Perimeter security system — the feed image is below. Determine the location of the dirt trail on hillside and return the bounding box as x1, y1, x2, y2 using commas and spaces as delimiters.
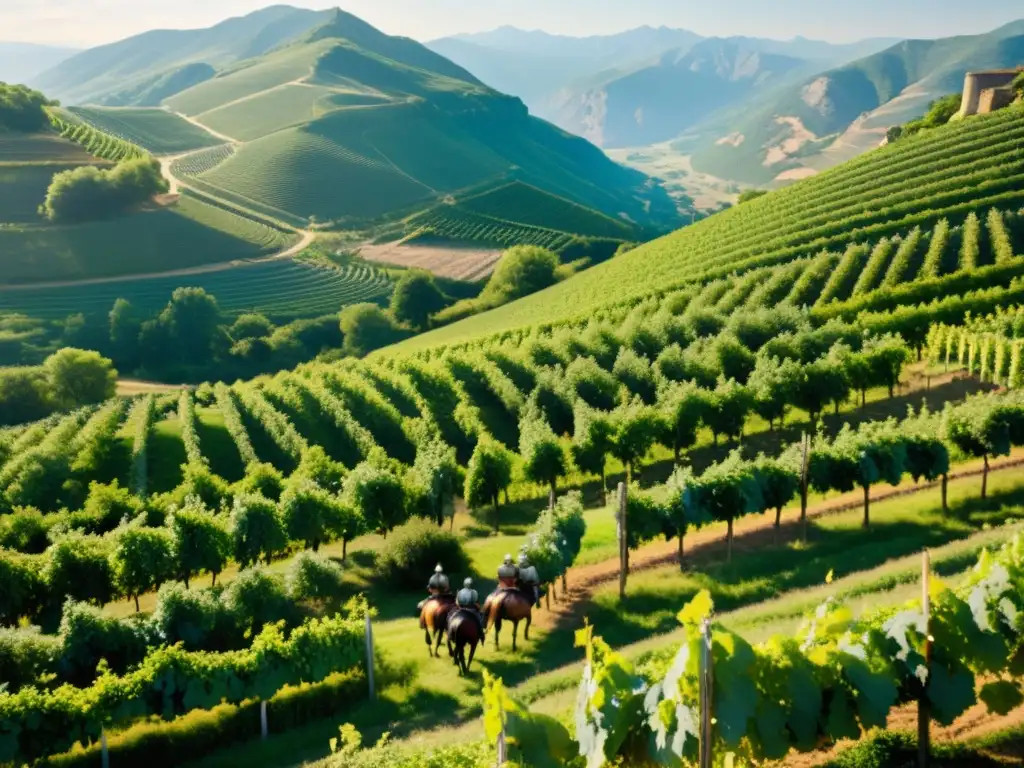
531, 450, 1024, 634
166, 109, 240, 145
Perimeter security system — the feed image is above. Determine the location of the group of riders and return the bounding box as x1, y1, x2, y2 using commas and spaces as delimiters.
422, 551, 542, 635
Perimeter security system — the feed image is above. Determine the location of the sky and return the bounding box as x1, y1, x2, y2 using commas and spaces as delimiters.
3, 0, 1023, 49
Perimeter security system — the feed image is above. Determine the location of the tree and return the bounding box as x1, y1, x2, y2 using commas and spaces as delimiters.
863, 334, 912, 398
704, 379, 753, 445
168, 501, 230, 588
612, 348, 658, 404
566, 357, 621, 411
45, 533, 117, 606
752, 455, 800, 538
0, 368, 50, 426
281, 479, 351, 553
609, 398, 663, 483
943, 397, 1021, 500
111, 525, 174, 611
710, 334, 756, 384
687, 452, 762, 561
221, 567, 291, 636
662, 466, 712, 565
530, 371, 575, 436
571, 401, 614, 492
155, 287, 222, 365
0, 83, 54, 132
229, 493, 287, 567
747, 356, 800, 430
230, 313, 274, 341
42, 348, 116, 409
390, 269, 448, 330
519, 411, 568, 500
661, 381, 706, 463
412, 437, 461, 527
233, 462, 285, 501
109, 298, 143, 365
480, 245, 560, 306
464, 438, 514, 533
794, 358, 847, 427
42, 158, 167, 223
340, 303, 407, 357
343, 461, 408, 538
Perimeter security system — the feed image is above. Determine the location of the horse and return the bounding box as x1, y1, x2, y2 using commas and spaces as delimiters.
445, 608, 483, 675
418, 593, 457, 658
483, 588, 533, 652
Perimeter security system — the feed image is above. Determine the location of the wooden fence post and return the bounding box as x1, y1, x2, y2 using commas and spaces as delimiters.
260, 700, 268, 740
496, 694, 508, 767
699, 617, 714, 768
100, 729, 109, 768
617, 482, 628, 599
800, 432, 810, 542
365, 612, 376, 701
918, 550, 931, 768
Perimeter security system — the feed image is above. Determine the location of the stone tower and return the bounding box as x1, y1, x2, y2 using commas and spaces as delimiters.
959, 68, 1023, 117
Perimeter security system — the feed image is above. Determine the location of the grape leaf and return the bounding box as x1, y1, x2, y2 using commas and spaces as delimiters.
715, 675, 757, 749
979, 680, 1023, 716
678, 590, 714, 627
753, 699, 789, 760
927, 661, 976, 725
824, 688, 859, 742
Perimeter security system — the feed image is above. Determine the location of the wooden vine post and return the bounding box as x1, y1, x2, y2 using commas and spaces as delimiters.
918, 549, 932, 768
496, 694, 508, 767
100, 729, 109, 768
260, 700, 268, 740
699, 616, 714, 768
800, 432, 810, 542
617, 481, 628, 599
365, 611, 376, 701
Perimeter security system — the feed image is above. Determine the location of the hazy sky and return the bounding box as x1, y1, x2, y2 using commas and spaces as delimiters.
3, 0, 1023, 48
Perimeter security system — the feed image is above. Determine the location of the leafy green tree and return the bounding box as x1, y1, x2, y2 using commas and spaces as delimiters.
286, 551, 345, 602
748, 356, 801, 430
81, 480, 145, 533
566, 357, 621, 410
0, 550, 44, 624
660, 380, 706, 463
943, 397, 1022, 499
390, 269, 448, 330
0, 368, 51, 426
833, 344, 873, 408
168, 502, 231, 588
464, 438, 514, 533
109, 298, 143, 366
343, 461, 408, 538
221, 567, 292, 636
751, 455, 800, 535
0, 83, 54, 132
0, 508, 49, 554
229, 493, 287, 567
233, 462, 285, 501
625, 487, 668, 556
340, 303, 407, 357
710, 334, 756, 384
794, 358, 847, 426
281, 479, 351, 554
571, 401, 614, 491
480, 245, 560, 306
45, 533, 117, 606
42, 158, 167, 222
111, 525, 174, 611
609, 398, 663, 483
686, 452, 763, 561
530, 370, 575, 436
293, 445, 347, 493
612, 347, 658, 404
519, 410, 568, 499
863, 334, 912, 398
42, 348, 116, 409
230, 313, 274, 341
704, 378, 753, 445
662, 466, 712, 564
412, 437, 461, 527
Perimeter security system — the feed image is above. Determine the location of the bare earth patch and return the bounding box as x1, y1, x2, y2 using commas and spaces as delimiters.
358, 242, 502, 282
764, 115, 818, 166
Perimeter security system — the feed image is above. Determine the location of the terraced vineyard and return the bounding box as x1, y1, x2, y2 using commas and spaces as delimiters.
406, 206, 577, 251
65, 106, 223, 155
0, 259, 392, 320
170, 143, 236, 176
0, 132, 102, 164
395, 103, 1024, 350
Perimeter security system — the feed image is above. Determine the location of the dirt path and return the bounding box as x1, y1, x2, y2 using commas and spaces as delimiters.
166, 109, 241, 145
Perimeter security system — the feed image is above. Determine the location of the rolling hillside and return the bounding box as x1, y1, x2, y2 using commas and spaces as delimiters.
30, 5, 334, 105
0, 42, 79, 84
387, 101, 1024, 351
149, 9, 680, 230
687, 19, 1024, 185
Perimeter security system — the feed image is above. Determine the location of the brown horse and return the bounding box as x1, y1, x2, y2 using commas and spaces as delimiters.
483, 588, 533, 652
419, 594, 457, 657
446, 608, 483, 675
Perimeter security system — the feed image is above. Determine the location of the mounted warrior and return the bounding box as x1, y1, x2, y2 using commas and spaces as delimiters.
483, 553, 533, 651
517, 551, 542, 607
418, 564, 456, 658
446, 577, 484, 675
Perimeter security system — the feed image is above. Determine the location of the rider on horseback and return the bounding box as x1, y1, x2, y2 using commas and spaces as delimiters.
456, 577, 484, 633
497, 553, 518, 590
517, 552, 541, 606
418, 564, 451, 612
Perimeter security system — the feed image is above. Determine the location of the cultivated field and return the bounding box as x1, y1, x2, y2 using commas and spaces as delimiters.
66, 106, 223, 155
359, 242, 502, 281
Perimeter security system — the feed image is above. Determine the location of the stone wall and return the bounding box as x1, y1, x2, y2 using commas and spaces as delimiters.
960, 69, 1023, 116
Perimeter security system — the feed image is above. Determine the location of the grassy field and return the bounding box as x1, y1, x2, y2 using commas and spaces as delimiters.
66, 107, 223, 155
0, 132, 101, 164
0, 195, 294, 285
0, 258, 392, 319
387, 104, 1024, 352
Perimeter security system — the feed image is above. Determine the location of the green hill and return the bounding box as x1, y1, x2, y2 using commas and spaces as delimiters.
688, 20, 1024, 185
30, 5, 333, 105
151, 9, 679, 230
390, 102, 1024, 351
65, 107, 223, 155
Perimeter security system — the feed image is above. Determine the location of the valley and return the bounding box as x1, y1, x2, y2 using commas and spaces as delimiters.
0, 3, 1024, 768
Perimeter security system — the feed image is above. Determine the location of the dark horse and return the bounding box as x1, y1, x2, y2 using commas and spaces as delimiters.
419, 594, 457, 657
483, 588, 533, 652
446, 609, 483, 675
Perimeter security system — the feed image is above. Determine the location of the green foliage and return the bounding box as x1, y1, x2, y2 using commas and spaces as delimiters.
42, 348, 117, 410
410, 437, 461, 526
280, 478, 350, 552
42, 157, 167, 223
609, 398, 663, 480
901, 93, 963, 138
0, 83, 54, 132
376, 518, 470, 590
286, 551, 345, 602
220, 566, 292, 635
479, 246, 560, 307
342, 461, 407, 537
45, 532, 117, 606
229, 492, 287, 567
571, 401, 614, 483
738, 189, 768, 204
168, 500, 231, 588
519, 411, 567, 493
390, 270, 448, 330
340, 303, 408, 357
111, 523, 174, 609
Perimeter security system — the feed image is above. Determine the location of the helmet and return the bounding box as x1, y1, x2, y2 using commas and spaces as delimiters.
435, 564, 444, 573
464, 577, 473, 588
518, 553, 530, 567
503, 553, 513, 565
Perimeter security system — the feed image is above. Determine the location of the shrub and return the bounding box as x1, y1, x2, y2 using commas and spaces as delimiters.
151, 582, 233, 651
42, 348, 117, 409
229, 493, 287, 567
220, 567, 293, 635
286, 552, 346, 602
0, 507, 50, 553
233, 461, 285, 501
42, 157, 167, 223
57, 600, 150, 684
0, 84, 53, 132
0, 626, 59, 692
45, 532, 117, 606
479, 246, 560, 307
376, 519, 470, 590
340, 304, 408, 357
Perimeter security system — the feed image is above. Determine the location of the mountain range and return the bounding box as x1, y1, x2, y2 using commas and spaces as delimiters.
0, 42, 79, 86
